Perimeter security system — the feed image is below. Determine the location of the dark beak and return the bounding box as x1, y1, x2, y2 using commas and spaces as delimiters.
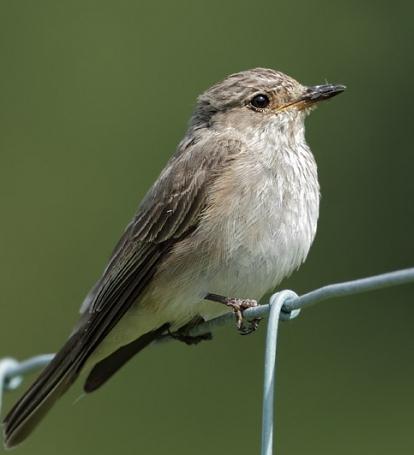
301, 84, 346, 103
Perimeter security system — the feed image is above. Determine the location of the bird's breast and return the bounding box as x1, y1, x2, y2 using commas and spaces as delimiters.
196, 137, 320, 299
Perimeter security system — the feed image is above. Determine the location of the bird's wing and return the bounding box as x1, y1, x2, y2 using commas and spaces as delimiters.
2, 135, 245, 447
77, 134, 244, 360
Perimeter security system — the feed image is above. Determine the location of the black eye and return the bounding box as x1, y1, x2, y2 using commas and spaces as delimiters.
250, 94, 270, 109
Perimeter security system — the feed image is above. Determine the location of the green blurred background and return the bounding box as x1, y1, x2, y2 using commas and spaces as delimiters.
1, 1, 413, 454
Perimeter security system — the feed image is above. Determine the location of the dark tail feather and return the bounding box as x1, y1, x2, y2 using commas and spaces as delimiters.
3, 323, 171, 447
84, 323, 169, 393
2, 332, 82, 449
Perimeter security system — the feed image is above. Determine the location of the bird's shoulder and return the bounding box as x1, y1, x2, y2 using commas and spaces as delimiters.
131, 130, 247, 242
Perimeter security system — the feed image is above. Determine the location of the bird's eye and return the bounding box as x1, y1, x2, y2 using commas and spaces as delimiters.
250, 94, 270, 109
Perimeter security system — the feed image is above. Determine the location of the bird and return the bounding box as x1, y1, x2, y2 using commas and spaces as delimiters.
2, 68, 345, 448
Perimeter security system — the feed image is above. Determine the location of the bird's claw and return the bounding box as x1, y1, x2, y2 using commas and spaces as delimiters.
225, 298, 261, 335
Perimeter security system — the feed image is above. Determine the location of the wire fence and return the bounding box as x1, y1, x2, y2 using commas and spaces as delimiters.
1, 267, 414, 454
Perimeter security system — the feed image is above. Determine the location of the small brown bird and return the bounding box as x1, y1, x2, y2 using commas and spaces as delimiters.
3, 68, 344, 447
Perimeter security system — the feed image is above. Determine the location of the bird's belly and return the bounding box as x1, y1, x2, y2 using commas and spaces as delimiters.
207, 199, 314, 292
199, 227, 305, 314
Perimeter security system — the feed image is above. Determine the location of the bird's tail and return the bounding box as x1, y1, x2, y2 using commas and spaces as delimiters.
2, 332, 83, 449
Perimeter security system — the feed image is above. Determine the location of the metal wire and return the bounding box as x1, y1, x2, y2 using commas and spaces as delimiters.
1, 267, 414, 453
261, 290, 298, 455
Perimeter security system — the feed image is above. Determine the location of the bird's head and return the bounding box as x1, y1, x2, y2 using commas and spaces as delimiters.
190, 68, 345, 134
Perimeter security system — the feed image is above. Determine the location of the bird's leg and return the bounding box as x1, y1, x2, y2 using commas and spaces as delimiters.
168, 316, 213, 345
205, 293, 261, 335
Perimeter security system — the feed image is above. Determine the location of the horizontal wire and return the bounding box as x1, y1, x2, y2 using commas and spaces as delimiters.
1, 266, 414, 453
187, 267, 414, 337
1, 267, 414, 392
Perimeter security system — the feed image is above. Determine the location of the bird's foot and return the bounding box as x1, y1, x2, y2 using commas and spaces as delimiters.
205, 293, 261, 335
224, 298, 261, 335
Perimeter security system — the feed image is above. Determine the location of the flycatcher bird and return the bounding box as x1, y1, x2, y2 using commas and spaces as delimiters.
3, 68, 345, 447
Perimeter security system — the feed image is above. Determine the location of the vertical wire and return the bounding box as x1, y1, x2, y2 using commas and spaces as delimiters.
261, 290, 298, 455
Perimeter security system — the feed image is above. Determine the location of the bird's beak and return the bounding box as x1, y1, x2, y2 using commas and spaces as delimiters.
277, 83, 346, 111
301, 84, 346, 104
